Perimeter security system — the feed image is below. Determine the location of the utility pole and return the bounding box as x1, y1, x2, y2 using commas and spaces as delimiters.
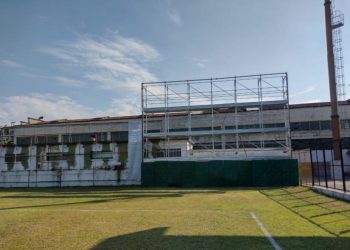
324, 0, 341, 160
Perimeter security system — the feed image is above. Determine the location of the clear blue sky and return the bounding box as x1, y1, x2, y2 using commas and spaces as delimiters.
0, 0, 349, 125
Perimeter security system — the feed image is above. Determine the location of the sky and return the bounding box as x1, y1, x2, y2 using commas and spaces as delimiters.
0, 0, 350, 126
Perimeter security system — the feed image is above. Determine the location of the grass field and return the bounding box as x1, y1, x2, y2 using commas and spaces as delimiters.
1, 186, 350, 249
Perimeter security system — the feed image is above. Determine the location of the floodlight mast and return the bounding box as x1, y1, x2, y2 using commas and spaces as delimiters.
324, 0, 341, 160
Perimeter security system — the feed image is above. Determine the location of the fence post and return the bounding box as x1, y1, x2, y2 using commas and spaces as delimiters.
309, 146, 314, 186
315, 148, 321, 186
339, 141, 346, 192
322, 146, 328, 188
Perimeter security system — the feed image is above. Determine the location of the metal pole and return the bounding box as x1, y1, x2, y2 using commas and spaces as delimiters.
234, 78, 239, 150
187, 81, 191, 137
322, 145, 328, 188
258, 75, 263, 149
310, 146, 315, 186
324, 0, 341, 160
330, 145, 336, 189
339, 140, 346, 192
166, 84, 169, 158
164, 83, 167, 159
315, 148, 321, 186
141, 84, 144, 162
286, 73, 292, 158
211, 79, 214, 152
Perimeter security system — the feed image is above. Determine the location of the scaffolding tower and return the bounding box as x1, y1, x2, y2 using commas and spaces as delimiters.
141, 73, 291, 161
331, 2, 346, 100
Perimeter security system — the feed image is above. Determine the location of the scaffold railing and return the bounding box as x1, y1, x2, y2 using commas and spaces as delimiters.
141, 73, 291, 161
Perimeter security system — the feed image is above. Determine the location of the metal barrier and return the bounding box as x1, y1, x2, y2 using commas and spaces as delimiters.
296, 142, 350, 192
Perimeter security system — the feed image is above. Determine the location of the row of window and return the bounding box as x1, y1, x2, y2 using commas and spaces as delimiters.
17, 135, 59, 146
147, 120, 350, 134
11, 120, 350, 146
147, 123, 285, 133
193, 141, 285, 150
62, 133, 108, 143
155, 148, 182, 158
16, 131, 128, 146
290, 120, 350, 131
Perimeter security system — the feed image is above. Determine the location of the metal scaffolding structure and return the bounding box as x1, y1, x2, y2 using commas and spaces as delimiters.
141, 73, 291, 161
331, 1, 346, 101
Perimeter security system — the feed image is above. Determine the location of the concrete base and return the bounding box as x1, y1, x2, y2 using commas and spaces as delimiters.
0, 170, 140, 188
312, 186, 350, 202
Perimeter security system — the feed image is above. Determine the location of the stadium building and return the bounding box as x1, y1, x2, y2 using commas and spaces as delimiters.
1, 74, 350, 187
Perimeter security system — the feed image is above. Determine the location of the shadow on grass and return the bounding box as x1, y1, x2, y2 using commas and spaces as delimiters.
0, 193, 184, 199
0, 198, 115, 211
0, 188, 229, 200
0, 188, 228, 210
261, 187, 350, 236
91, 227, 350, 250
0, 186, 227, 195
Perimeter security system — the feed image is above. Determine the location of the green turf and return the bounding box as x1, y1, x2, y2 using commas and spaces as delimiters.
0, 186, 350, 249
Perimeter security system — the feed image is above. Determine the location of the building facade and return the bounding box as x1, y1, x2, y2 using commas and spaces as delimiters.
0, 100, 350, 187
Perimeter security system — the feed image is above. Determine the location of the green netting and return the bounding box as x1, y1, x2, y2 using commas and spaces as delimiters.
181, 161, 196, 187
223, 160, 252, 186
251, 159, 299, 187
153, 161, 169, 187
208, 161, 225, 187
141, 159, 298, 187
282, 159, 298, 186
141, 162, 154, 187
167, 161, 182, 187
194, 161, 209, 187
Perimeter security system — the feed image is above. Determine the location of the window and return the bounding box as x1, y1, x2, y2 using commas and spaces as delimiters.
169, 128, 188, 132
192, 126, 221, 131
320, 120, 331, 130
193, 143, 222, 150
341, 120, 350, 129
225, 125, 236, 130
167, 148, 181, 157
111, 131, 128, 142
47, 135, 59, 144
264, 123, 285, 128
34, 135, 59, 145
16, 137, 31, 146
309, 121, 320, 130
146, 129, 161, 133
62, 133, 108, 143
291, 121, 332, 131
238, 124, 260, 129
291, 122, 309, 131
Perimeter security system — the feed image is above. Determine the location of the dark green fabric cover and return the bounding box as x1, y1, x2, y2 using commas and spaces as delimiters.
141, 159, 298, 187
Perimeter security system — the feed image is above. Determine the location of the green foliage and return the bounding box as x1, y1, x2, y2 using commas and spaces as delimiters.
83, 144, 92, 169
20, 146, 29, 169
4, 146, 15, 170
102, 143, 110, 152
118, 143, 128, 164
36, 146, 47, 169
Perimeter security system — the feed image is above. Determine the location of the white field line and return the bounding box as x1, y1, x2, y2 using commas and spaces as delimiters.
250, 212, 282, 250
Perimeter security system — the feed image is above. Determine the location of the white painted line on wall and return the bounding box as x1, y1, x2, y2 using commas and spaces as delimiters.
250, 212, 282, 250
